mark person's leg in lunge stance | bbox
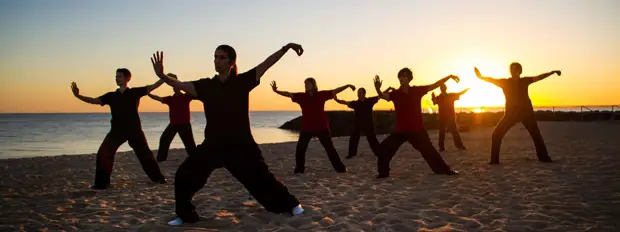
[93,131,126,190]
[347,127,361,159]
[316,131,347,172]
[376,133,408,178]
[406,131,457,174]
[157,124,179,162]
[520,115,552,162]
[127,129,166,183]
[294,132,313,173]
[176,123,198,157]
[490,116,518,164]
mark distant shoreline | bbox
[1,105,618,114]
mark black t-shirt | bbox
[191,68,258,140]
[496,78,535,113]
[347,97,379,123]
[98,86,148,130]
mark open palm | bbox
[151,51,165,76]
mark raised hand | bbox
[553,70,562,76]
[374,75,382,88]
[270,81,278,91]
[347,84,356,91]
[449,74,461,83]
[71,82,80,96]
[474,67,482,78]
[285,43,304,56]
[151,51,165,77]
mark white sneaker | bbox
[292,204,304,216]
[168,217,184,226]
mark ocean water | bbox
[1,106,617,159]
[0,112,302,159]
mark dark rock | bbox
[278,110,619,137]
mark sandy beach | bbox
[1,121,619,231]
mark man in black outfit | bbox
[475,63,561,164]
[70,68,167,190]
[431,84,469,151]
[333,87,385,159]
[150,43,306,226]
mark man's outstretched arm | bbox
[148,93,165,103]
[330,84,355,96]
[270,81,295,98]
[70,82,102,105]
[530,70,561,83]
[424,75,460,91]
[474,67,503,87]
[151,51,198,97]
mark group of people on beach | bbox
[70,43,561,225]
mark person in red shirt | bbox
[271,79,354,174]
[70,68,167,190]
[373,68,460,179]
[475,63,560,164]
[431,84,469,151]
[151,43,305,226]
[147,73,197,162]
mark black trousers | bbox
[174,138,300,223]
[437,117,465,150]
[377,130,453,176]
[157,123,197,161]
[294,130,347,173]
[94,128,165,187]
[491,112,551,163]
[348,123,381,157]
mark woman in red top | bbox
[374,68,459,179]
[271,79,354,174]
[148,73,197,162]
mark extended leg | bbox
[438,119,447,151]
[363,125,382,157]
[376,133,407,178]
[127,130,165,183]
[225,143,301,214]
[346,128,361,158]
[317,131,347,173]
[521,116,552,162]
[490,116,518,164]
[157,124,179,162]
[294,132,313,173]
[447,119,466,149]
[93,131,126,189]
[177,123,198,157]
[173,150,217,224]
[407,131,456,174]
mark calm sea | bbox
[0,106,616,159]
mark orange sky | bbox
[1,1,619,113]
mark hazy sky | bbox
[1,0,619,113]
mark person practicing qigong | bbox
[430,84,469,151]
[70,68,167,190]
[333,87,383,159]
[147,73,197,162]
[271,79,352,174]
[151,43,306,226]
[474,63,560,164]
[374,68,460,179]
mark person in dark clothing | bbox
[270,79,353,174]
[474,63,561,164]
[150,43,306,226]
[147,73,197,162]
[431,84,470,151]
[373,68,460,179]
[333,87,384,159]
[70,68,167,190]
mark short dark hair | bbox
[398,68,413,81]
[116,68,132,78]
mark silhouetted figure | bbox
[151,43,306,225]
[374,68,460,179]
[333,87,385,159]
[475,63,561,164]
[147,73,197,162]
[70,68,167,190]
[271,79,351,174]
[431,84,469,151]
